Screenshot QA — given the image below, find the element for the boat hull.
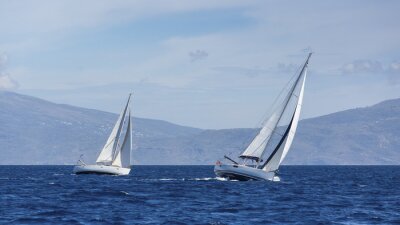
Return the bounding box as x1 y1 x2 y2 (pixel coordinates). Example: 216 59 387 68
214 164 278 181
73 165 131 175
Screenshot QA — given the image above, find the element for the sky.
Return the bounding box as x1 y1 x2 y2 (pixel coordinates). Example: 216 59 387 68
0 0 399 129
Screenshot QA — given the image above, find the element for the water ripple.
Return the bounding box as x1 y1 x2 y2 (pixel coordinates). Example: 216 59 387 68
0 165 399 224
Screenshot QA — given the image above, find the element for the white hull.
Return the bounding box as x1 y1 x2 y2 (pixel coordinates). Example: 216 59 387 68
73 164 131 175
214 164 279 181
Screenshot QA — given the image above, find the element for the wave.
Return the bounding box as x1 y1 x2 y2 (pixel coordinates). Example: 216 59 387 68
52 173 64 176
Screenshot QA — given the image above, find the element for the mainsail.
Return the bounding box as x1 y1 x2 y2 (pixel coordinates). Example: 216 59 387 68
239 102 285 160
96 94 132 165
240 53 311 167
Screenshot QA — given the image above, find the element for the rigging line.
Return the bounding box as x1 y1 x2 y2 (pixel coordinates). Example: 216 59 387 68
245 87 299 157
258 55 310 160
241 55 308 157
258 78 300 159
256 57 305 128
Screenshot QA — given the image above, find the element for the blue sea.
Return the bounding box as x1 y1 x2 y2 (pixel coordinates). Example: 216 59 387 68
0 166 399 224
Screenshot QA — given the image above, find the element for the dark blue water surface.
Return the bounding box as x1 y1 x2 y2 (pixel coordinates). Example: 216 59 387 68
1 166 399 224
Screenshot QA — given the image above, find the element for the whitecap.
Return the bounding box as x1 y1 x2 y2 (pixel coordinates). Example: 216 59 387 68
159 178 178 181
215 177 229 181
192 177 216 181
120 191 129 195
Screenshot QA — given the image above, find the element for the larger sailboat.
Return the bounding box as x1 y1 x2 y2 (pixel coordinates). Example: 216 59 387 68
73 94 133 175
214 53 312 181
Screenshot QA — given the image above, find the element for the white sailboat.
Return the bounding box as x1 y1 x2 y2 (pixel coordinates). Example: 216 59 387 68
73 94 133 175
214 53 312 181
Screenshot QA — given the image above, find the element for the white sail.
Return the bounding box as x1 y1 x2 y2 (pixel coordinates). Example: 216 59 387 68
96 94 131 164
112 111 132 168
279 72 306 164
262 69 307 172
240 54 310 160
240 113 278 159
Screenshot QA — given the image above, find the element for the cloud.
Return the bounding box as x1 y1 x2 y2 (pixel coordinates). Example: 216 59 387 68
341 59 400 75
341 59 400 84
387 61 400 83
189 50 208 62
341 60 383 74
389 61 400 73
0 75 19 90
0 53 19 90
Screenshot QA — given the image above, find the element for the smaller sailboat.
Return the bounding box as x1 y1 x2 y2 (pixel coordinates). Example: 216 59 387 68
73 94 133 175
214 53 312 181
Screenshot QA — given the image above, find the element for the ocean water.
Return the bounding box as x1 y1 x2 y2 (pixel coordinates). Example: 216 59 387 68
0 166 399 225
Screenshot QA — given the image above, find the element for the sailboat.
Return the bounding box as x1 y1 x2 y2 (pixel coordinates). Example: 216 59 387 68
214 53 312 181
73 94 133 175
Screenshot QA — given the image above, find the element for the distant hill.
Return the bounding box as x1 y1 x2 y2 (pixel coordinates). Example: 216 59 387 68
286 99 400 165
0 91 201 164
0 91 399 165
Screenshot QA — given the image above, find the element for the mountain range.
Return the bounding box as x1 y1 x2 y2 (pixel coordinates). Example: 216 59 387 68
0 91 399 165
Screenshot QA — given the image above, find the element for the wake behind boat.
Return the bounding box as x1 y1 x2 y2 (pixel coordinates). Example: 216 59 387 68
73 94 133 175
215 53 312 181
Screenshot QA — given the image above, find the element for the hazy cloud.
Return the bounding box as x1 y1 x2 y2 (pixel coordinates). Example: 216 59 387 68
341 60 383 74
341 59 400 84
388 61 400 83
389 61 400 73
0 53 19 90
189 50 208 62
341 59 400 75
1 1 400 128
0 75 19 90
